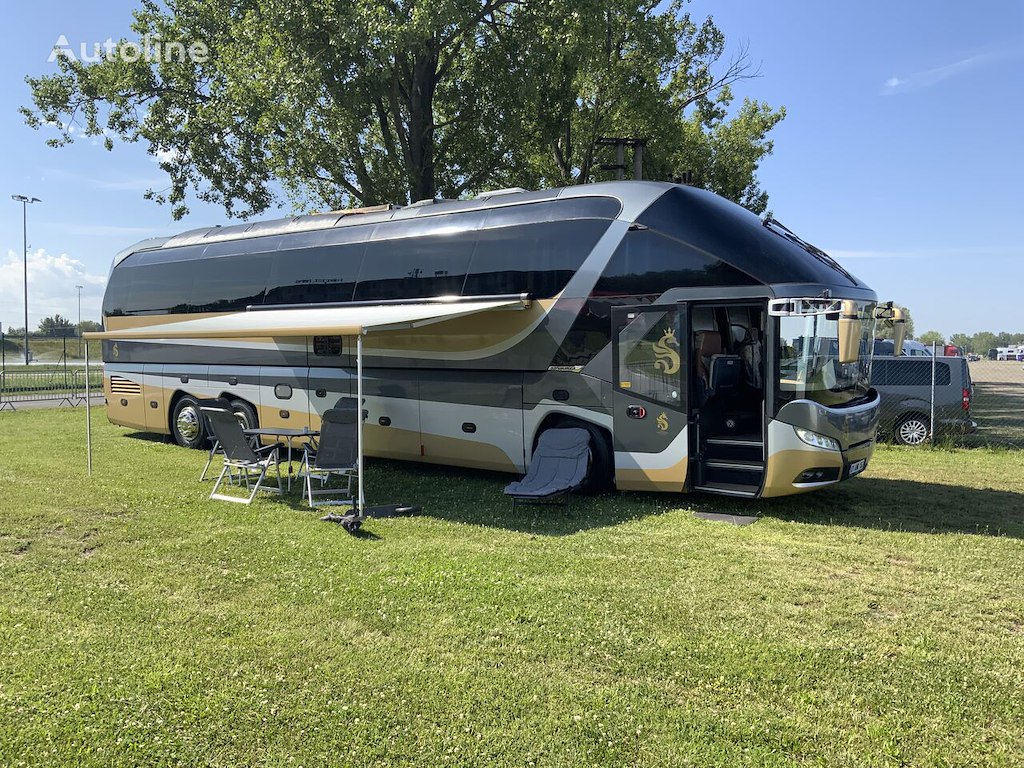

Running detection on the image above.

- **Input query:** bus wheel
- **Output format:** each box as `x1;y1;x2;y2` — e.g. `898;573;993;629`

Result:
894;414;929;446
230;400;258;431
171;396;206;449
582;425;614;493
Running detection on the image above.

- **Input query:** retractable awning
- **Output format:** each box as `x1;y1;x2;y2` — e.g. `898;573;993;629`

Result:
81;296;530;518
83;297;528;340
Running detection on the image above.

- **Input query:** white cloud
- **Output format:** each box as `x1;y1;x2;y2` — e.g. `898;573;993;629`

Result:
829;245;1021;261
0;249;106;331
153;147;180;164
880;50;1007;95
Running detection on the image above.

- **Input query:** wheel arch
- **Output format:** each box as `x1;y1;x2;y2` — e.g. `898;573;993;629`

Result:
166;389;261;440
530;411;614;492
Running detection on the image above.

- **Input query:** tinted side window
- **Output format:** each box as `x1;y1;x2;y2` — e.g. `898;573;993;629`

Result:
189;252;273;312
640;187;860;288
595;229;759;296
552;299;613;367
265;245;364;305
114;262;193;315
102;266;131;317
464;219;610;298
104;246;206;316
884;360;952;387
354;231;476;301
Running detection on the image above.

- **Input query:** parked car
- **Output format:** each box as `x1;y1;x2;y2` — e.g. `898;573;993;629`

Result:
872;339;932;356
870;355;977;445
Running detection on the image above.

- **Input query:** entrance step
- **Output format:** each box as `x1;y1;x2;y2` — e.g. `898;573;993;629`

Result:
693;480;758;498
701;457;764;489
705;435;764;463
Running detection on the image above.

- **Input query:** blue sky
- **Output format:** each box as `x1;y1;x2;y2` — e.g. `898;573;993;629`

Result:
1;0;1022;336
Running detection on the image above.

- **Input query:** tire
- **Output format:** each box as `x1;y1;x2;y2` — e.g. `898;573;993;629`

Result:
171;396;206;449
230;399;258;431
894;414;929;446
581;424;614;493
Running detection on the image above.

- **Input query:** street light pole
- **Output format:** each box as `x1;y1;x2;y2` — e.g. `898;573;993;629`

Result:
11;195;41;365
75;284;84;357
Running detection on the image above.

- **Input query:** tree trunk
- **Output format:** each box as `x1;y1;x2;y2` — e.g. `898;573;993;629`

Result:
406;44;439;202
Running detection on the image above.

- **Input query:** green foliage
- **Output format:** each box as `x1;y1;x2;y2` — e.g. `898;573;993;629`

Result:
875;304;915;340
78;320;104;334
941;331;1024;355
22;0;784;217
948;332;971;352
971;331;999;355
995;331;1024;347
37;314;75;336
917;329;945;346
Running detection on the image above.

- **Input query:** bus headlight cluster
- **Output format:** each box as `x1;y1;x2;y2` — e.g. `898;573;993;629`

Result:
794;427;840;452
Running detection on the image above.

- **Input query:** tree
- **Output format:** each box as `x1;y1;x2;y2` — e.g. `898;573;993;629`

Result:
917;330;945;347
875;305;915;340
38;314;76;337
969;331;996;354
507;1;783;210
79;320;103;334
948;333;972;353
22;0;784;218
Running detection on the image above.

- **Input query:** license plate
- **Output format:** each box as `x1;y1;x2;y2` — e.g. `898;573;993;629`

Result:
849;458;866;476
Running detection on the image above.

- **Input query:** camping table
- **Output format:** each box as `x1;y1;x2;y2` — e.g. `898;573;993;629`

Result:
244;427;319;491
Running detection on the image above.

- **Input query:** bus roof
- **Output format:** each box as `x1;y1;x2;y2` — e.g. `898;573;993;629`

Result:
113;181;675;268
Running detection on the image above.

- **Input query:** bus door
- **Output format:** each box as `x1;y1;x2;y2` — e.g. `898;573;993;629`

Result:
611;304;690;492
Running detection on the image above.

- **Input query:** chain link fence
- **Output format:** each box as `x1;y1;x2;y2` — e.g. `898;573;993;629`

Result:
964;357;1024;447
872;344;1024;448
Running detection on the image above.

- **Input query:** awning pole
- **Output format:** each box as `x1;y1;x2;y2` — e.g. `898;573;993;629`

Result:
357;332;364;517
85;341;93;476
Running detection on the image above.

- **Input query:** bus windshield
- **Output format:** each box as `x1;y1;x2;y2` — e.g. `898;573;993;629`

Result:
777;301;875;408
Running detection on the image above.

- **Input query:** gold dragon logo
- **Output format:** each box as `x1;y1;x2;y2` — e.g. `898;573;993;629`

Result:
656;411;669;432
652;327;680;374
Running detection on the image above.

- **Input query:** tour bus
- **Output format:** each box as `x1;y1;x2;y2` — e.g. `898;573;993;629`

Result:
96;181;894;498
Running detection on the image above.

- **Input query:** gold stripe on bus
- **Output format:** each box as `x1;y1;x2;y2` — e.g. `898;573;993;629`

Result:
615;458;688;493
364;300;553;355
103;311;227;331
761;448;844;497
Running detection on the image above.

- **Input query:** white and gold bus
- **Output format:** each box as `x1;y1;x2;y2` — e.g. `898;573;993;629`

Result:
96;181;893;498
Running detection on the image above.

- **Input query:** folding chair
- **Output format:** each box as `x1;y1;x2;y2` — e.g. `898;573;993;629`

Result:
197;397;236;481
503;427;590;511
202;406;284;504
299;399;359;509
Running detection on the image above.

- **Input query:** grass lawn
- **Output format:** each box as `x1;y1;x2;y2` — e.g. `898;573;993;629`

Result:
1;408;1022;766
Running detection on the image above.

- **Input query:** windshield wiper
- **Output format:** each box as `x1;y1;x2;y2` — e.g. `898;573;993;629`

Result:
762;216;856;284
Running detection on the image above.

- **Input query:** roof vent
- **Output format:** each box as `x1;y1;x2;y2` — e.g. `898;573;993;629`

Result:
408;198;439;208
475;187;527;199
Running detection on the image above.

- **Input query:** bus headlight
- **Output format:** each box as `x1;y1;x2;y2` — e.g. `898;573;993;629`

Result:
794;427;840;452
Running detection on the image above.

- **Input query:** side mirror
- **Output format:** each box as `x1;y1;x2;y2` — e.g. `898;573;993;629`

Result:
837;300;861;364
890;307;906;356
